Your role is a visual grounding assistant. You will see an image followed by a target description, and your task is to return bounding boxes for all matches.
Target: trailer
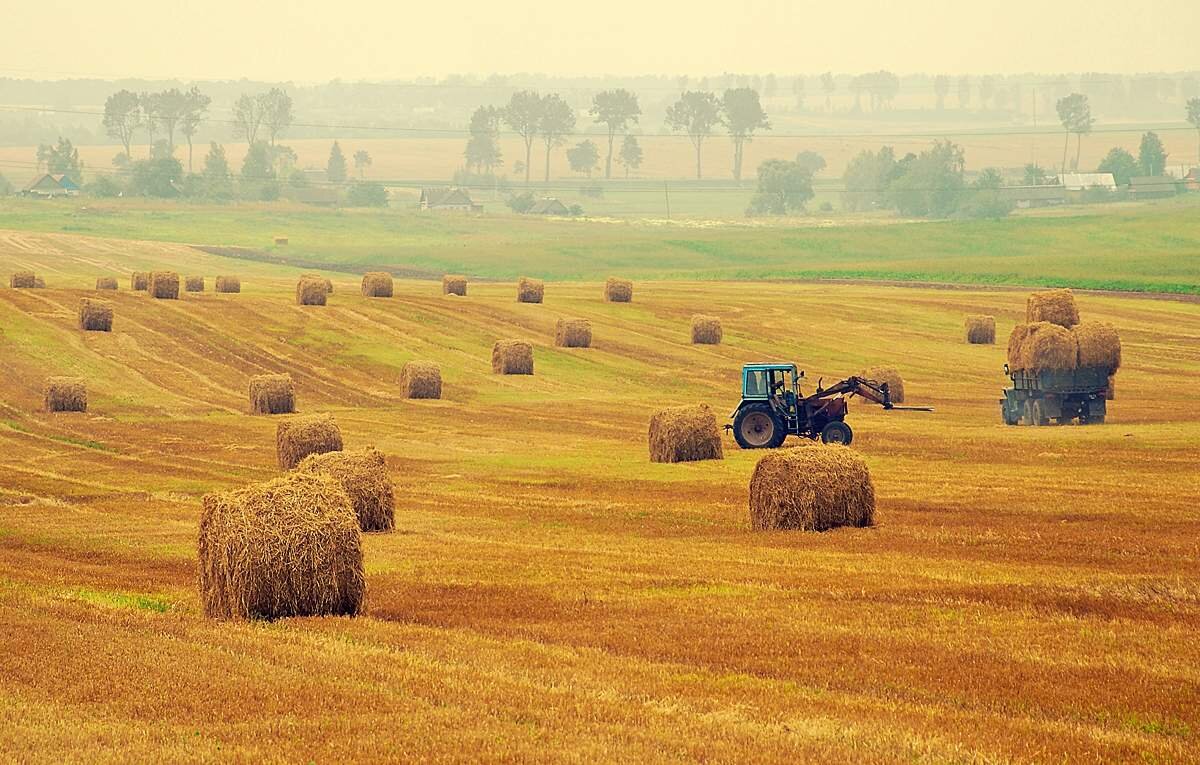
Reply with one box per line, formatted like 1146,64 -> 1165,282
1000,364 -> 1110,426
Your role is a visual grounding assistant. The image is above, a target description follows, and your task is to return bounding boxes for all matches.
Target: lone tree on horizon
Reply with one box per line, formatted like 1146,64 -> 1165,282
665,90 -> 722,180
721,88 -> 770,183
589,89 -> 640,180
503,90 -> 542,184
1187,98 -> 1200,171
1056,93 -> 1094,174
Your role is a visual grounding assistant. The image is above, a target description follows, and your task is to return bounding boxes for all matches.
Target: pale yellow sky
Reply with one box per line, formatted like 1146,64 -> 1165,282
3,0 -> 1197,82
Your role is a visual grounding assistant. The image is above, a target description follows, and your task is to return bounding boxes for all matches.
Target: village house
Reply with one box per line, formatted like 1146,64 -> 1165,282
419,187 -> 481,211
22,174 -> 80,198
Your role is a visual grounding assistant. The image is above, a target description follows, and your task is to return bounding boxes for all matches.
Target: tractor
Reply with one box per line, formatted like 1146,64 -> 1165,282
728,363 -> 931,449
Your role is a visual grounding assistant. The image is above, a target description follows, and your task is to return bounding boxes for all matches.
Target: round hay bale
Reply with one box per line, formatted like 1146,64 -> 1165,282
517,277 -> 544,303
214,276 -> 241,293
648,404 -> 724,464
604,277 -> 633,302
78,298 -> 113,332
1026,289 -> 1079,328
296,277 -> 328,306
295,447 -> 395,532
44,377 -> 87,413
749,446 -> 875,531
690,315 -> 723,345
185,275 -> 205,292
249,374 -> 296,415
274,236 -> 289,246
1006,323 -> 1032,369
554,318 -> 592,348
492,340 -> 534,375
361,272 -> 393,298
149,271 -> 180,300
860,365 -> 905,403
399,361 -> 442,399
1072,320 -> 1121,372
10,272 -> 37,289
1017,321 -> 1077,371
198,472 -> 365,620
131,272 -> 149,291
95,277 -> 118,291
964,315 -> 996,344
276,414 -> 343,470
442,274 -> 467,296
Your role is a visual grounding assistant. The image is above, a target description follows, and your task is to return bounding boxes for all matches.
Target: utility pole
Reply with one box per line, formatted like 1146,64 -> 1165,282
664,180 -> 672,220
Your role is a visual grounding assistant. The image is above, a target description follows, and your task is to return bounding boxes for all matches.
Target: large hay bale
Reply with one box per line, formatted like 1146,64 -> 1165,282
1012,321 -> 1077,371
492,340 -> 534,375
1072,320 -> 1121,372
860,366 -> 905,403
44,377 -> 87,413
691,315 -> 723,345
249,374 -> 296,415
198,472 -> 365,620
604,277 -> 633,302
131,272 -> 149,291
399,361 -> 442,399
443,274 -> 467,296
517,277 -> 544,303
1026,289 -> 1079,328
749,446 -> 875,531
274,236 -> 289,246
185,276 -> 205,293
554,318 -> 592,348
361,272 -> 393,298
149,271 -> 180,300
296,277 -> 328,306
648,404 -> 724,464
95,277 -> 118,291
964,315 -> 996,344
1006,323 -> 1032,369
10,271 -> 37,289
295,448 -> 395,532
215,276 -> 241,293
276,414 -> 343,470
78,298 -> 113,332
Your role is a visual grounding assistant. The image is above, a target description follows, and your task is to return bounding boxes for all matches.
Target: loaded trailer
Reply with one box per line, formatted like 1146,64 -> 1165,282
1000,364 -> 1110,426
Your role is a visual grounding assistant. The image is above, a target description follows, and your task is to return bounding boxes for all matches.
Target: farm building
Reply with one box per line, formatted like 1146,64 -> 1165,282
420,187 -> 481,211
1006,185 -> 1067,209
22,174 -> 80,198
291,187 -> 341,207
1128,176 -> 1179,199
527,198 -> 570,215
1056,173 -> 1116,192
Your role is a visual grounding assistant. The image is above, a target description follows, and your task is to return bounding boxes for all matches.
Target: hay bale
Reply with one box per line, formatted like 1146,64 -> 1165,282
276,414 -> 343,470
295,448 -> 395,532
443,274 -> 467,296
149,271 -> 180,300
296,277 -> 328,306
492,340 -> 534,375
399,361 -> 442,399
604,277 -> 633,302
1013,321 -> 1077,371
249,374 -> 296,415
648,404 -> 724,464
33,276 -> 45,289
214,276 -> 241,293
1105,376 -> 1116,401
749,446 -> 875,531
517,277 -> 544,303
131,272 -> 149,291
185,276 -> 205,292
691,315 -> 723,345
44,377 -> 87,413
198,472 -> 365,620
1026,289 -> 1079,328
301,273 -> 333,294
95,277 -> 118,291
1006,323 -> 1032,369
1072,320 -> 1121,372
554,318 -> 592,348
10,271 -> 37,289
274,236 -> 289,246
860,366 -> 905,403
361,272 -> 394,298
78,298 -> 113,332
964,315 -> 996,344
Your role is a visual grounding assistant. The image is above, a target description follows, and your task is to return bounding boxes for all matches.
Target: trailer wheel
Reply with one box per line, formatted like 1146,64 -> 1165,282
733,404 -> 785,449
820,421 -> 853,445
1024,399 -> 1049,426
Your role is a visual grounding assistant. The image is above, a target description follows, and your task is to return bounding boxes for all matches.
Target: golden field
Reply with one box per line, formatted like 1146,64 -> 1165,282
0,229 -> 1198,762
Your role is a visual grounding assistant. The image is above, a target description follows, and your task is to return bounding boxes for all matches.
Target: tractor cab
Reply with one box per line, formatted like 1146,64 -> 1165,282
741,363 -> 803,413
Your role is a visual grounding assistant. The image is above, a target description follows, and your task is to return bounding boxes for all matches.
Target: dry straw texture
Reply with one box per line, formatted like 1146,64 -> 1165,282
492,340 -> 534,375
860,366 -> 905,403
1009,321 -> 1078,371
399,361 -> 442,399
361,272 -> 393,298
185,276 -> 205,292
443,275 -> 467,295
215,276 -> 241,293
554,318 -> 592,348
44,377 -> 87,413
964,315 -> 996,344
517,277 -> 544,303
10,271 -> 37,288
1072,321 -> 1122,371
131,272 -> 149,291
296,448 -> 395,532
33,276 -> 45,288
648,404 -> 724,464
691,315 -> 723,345
78,298 -> 113,332
749,446 -> 875,531
249,374 -> 296,415
276,414 -> 344,470
296,277 -> 328,306
149,271 -> 180,300
604,277 -> 633,302
197,472 -> 365,620
95,277 -> 118,291
1026,289 -> 1079,328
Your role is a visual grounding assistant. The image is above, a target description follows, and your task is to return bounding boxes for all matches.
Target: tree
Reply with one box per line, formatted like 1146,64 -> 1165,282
464,106 -> 503,175
617,135 -> 642,178
1187,98 -> 1200,171
538,94 -> 575,182
956,76 -> 970,110
326,141 -> 347,182
354,150 -> 372,178
665,91 -> 722,180
260,88 -> 294,147
794,150 -> 826,175
147,89 -> 189,157
103,90 -> 142,165
0,173 -> 11,196
347,181 -> 388,207
232,93 -> 263,145
130,157 -> 183,198
179,87 -> 211,174
1023,163 -> 1051,186
589,89 -> 640,180
746,159 -> 814,215
959,168 -> 1014,219
140,92 -> 159,156
203,142 -> 230,181
820,72 -> 835,111
1138,132 -> 1168,177
503,90 -> 542,184
1097,147 -> 1140,186
842,146 -> 897,212
934,76 -> 950,111
36,138 -> 82,183
720,88 -> 770,182
1056,93 -> 1094,173
241,142 -> 275,181
566,140 -> 600,177
887,139 -> 965,218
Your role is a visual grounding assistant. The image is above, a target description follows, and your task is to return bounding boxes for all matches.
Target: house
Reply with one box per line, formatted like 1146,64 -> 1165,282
1128,176 -> 1178,199
291,187 -> 341,207
527,198 -> 570,215
1056,173 -> 1116,192
23,174 -> 79,198
420,187 -> 481,211
1005,185 -> 1067,209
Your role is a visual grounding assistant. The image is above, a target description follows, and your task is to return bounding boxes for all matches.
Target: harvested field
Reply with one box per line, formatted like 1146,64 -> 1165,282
443,274 -> 467,295
248,374 -> 296,415
276,414 -> 344,470
1026,289 -> 1079,328
517,277 -> 544,303
690,315 -> 722,345
648,404 -> 723,463
492,340 -> 534,375
295,447 -> 395,532
399,361 -> 442,399
184,276 -> 205,292
860,365 -> 905,403
964,314 -> 995,344
95,276 -> 118,290
43,376 -> 87,412
361,272 -> 393,298
554,318 -> 592,348
604,277 -> 633,302
149,271 -> 180,300
78,298 -> 113,332
214,276 -> 241,293
749,446 -> 875,531
296,277 -> 328,306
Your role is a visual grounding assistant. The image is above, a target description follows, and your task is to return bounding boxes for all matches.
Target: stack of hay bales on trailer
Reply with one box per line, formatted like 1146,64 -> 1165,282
517,277 -> 544,303
185,276 -> 205,292
749,446 -> 875,531
78,298 -> 113,332
149,272 -> 180,299
648,404 -> 723,463
361,272 -> 392,298
276,414 -> 343,469
691,315 -> 722,345
860,365 -> 905,403
44,377 -> 87,412
296,277 -> 328,306
95,277 -> 118,291
554,319 -> 592,348
399,361 -> 442,399
249,374 -> 296,414
215,276 -> 241,293
442,275 -> 467,296
492,341 -> 534,375
1026,288 -> 1079,328
604,277 -> 633,302
964,315 -> 996,344
295,448 -> 395,532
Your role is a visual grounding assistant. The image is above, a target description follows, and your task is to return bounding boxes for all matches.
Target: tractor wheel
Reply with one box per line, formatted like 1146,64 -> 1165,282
820,421 -> 853,446
733,404 -> 784,449
1025,398 -> 1049,427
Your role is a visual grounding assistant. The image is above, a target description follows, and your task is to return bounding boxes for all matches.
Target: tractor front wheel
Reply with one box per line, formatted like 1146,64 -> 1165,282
820,421 -> 853,445
733,404 -> 785,449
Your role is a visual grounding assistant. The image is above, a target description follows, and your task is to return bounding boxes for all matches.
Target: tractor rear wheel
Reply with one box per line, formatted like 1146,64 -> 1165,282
820,421 -> 853,445
733,404 -> 785,449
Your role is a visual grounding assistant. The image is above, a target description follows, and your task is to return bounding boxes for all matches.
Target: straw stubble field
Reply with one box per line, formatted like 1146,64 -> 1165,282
0,229 -> 1198,762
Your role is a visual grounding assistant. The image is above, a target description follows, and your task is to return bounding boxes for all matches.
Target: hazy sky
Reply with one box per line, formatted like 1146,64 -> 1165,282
4,0 -> 1198,82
